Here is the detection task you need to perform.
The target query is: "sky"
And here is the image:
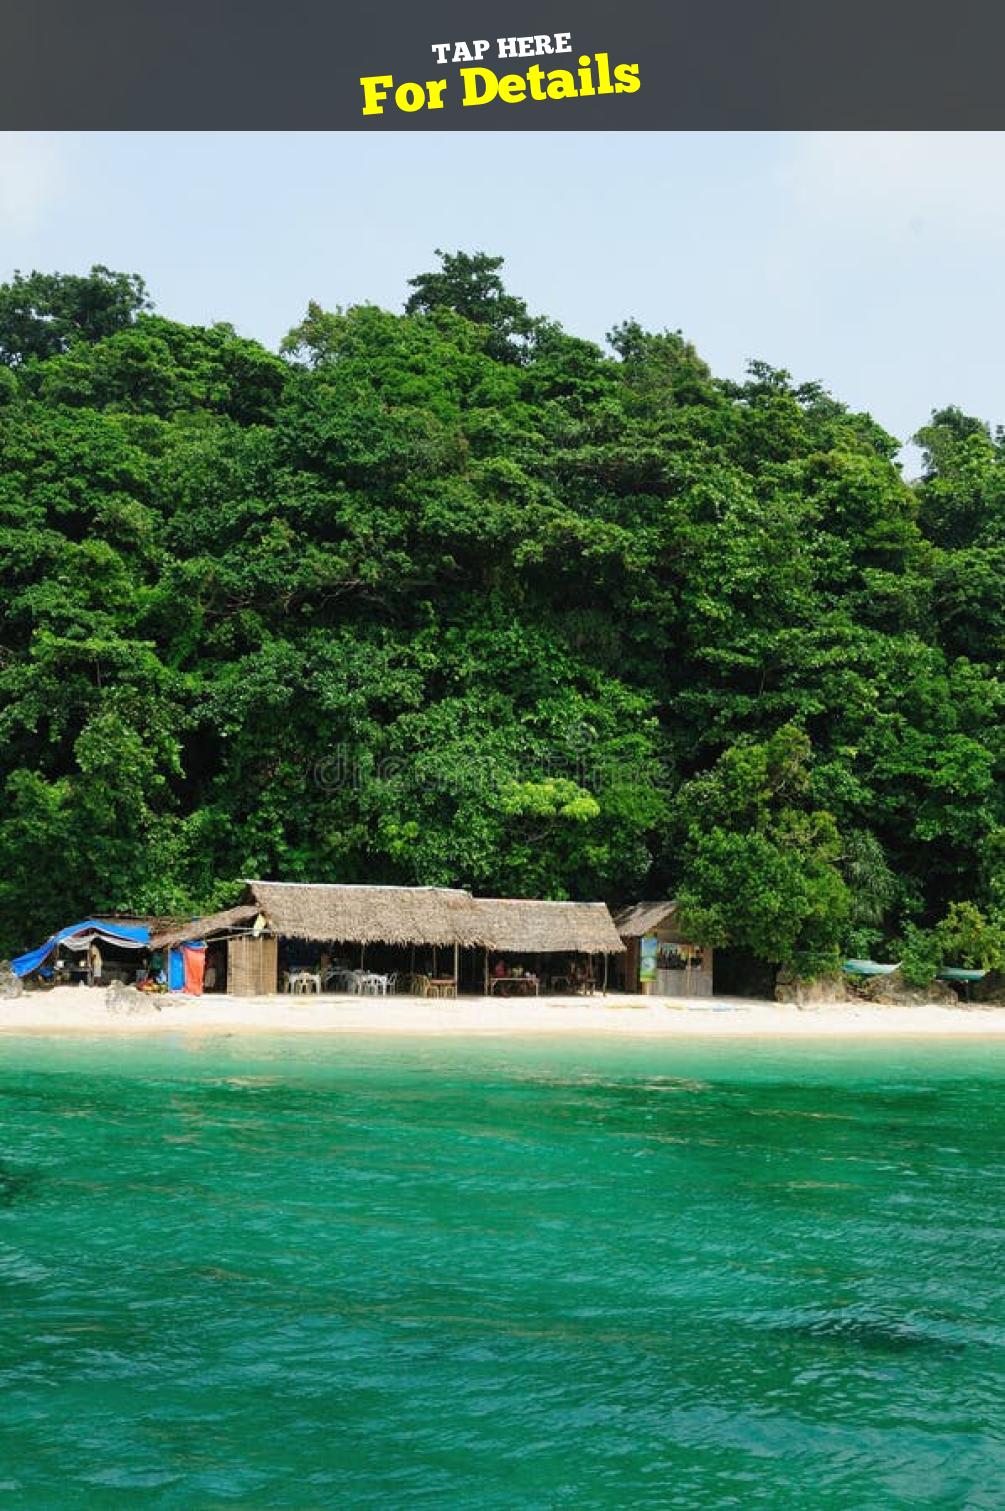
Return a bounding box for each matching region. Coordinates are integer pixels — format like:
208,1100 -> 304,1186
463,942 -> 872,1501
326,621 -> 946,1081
2,130 -> 1003,465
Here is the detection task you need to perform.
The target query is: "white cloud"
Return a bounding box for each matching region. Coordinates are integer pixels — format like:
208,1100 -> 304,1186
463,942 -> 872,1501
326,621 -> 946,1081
0,133 -> 66,234
782,131 -> 1005,242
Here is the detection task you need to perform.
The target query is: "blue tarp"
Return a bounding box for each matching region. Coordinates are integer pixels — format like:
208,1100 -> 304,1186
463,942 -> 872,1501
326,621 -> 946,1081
11,919 -> 150,978
167,948 -> 185,991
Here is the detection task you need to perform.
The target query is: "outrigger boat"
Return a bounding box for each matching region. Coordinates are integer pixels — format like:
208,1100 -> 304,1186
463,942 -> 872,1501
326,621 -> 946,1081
842,958 -> 901,977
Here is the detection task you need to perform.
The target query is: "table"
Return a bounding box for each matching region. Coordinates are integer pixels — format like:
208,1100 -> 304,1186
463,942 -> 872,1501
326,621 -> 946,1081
489,976 -> 539,996
547,974 -> 595,996
425,978 -> 457,999
323,968 -> 357,992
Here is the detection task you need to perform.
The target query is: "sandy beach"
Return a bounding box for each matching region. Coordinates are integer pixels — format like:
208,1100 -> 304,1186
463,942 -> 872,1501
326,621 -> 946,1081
2,985 -> 1005,1037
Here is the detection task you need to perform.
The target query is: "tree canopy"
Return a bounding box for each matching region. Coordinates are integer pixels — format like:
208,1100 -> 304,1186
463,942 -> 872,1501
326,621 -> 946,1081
0,251 -> 1001,978
0,265 -> 151,367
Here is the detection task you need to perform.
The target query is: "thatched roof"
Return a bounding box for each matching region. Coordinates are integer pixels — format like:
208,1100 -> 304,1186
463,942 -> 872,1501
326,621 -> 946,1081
473,898 -> 625,955
613,900 -> 678,938
235,880 -> 624,953
97,913 -> 181,934
241,880 -> 486,947
149,905 -> 261,950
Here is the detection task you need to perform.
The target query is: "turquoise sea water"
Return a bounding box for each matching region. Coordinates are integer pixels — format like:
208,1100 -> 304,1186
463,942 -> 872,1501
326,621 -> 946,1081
0,1034 -> 1002,1509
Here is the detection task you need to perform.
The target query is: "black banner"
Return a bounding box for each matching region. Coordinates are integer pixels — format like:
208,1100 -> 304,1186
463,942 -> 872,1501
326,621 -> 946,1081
1,0 -> 1003,128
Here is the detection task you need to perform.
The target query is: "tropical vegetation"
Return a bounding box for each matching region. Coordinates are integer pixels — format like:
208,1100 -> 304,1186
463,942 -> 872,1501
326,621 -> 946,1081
1,254 -> 1002,980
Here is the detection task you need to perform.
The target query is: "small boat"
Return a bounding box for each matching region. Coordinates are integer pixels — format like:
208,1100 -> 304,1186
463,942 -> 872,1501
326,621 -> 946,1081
842,959 -> 902,977
936,966 -> 988,983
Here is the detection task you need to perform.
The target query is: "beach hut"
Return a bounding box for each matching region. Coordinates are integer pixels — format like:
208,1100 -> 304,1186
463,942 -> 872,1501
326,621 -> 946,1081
469,897 -> 626,994
145,886 -> 474,996
231,881 -> 489,994
148,882 -> 625,997
613,901 -> 714,997
148,905 -> 265,994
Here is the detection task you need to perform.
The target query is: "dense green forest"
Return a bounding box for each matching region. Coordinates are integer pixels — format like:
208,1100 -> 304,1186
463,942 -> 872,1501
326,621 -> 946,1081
0,255 -> 1002,980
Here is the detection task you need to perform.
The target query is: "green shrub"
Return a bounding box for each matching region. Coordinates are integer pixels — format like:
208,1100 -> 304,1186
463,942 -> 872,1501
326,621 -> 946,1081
898,924 -> 940,987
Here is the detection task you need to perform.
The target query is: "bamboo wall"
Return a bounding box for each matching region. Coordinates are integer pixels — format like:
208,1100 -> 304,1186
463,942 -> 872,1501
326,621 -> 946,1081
227,934 -> 278,996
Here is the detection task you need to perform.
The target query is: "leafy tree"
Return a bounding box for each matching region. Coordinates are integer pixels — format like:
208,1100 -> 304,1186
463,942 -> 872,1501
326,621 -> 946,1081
0,266 -> 150,367
672,726 -> 851,977
934,901 -> 1005,971
405,249 -> 540,361
841,828 -> 898,956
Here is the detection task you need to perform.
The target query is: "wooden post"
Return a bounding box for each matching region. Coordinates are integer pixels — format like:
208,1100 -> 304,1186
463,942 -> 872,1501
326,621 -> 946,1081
602,951 -> 609,995
453,941 -> 459,993
483,949 -> 490,997
360,942 -> 365,968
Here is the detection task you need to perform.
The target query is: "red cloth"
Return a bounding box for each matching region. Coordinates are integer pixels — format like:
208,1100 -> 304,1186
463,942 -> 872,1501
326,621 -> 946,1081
182,945 -> 206,996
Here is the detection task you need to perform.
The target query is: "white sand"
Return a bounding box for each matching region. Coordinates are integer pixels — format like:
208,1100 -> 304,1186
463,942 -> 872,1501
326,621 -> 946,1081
1,985 -> 1004,1037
